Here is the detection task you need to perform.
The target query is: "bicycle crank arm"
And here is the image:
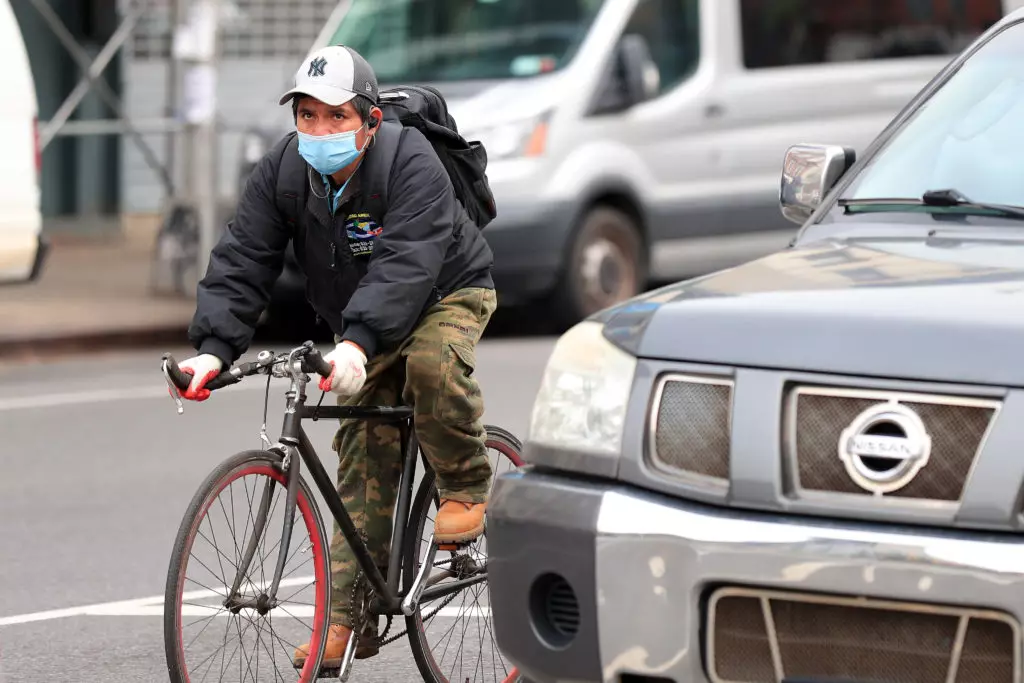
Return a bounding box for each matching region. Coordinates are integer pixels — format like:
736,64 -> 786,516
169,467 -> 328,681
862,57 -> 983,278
338,630 -> 360,682
401,533 -> 438,616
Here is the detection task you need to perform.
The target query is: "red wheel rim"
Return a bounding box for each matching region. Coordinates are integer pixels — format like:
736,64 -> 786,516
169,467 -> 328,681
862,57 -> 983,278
175,464 -> 329,683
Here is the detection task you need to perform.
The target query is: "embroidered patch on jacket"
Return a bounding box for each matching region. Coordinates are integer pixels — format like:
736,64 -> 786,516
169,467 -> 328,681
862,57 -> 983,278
345,213 -> 382,257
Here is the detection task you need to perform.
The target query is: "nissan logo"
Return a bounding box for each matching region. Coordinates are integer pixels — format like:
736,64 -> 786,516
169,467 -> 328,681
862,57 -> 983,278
838,402 -> 932,495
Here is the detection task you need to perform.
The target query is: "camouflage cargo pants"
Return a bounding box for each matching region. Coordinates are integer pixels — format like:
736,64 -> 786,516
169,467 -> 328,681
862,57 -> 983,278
329,287 -> 497,630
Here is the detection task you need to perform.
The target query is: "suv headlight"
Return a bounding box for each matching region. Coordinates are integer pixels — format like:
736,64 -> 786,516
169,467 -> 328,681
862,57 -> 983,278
529,321 -> 637,457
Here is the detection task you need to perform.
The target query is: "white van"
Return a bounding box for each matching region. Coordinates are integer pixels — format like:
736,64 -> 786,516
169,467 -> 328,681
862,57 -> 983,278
0,0 -> 44,285
246,0 -> 1019,325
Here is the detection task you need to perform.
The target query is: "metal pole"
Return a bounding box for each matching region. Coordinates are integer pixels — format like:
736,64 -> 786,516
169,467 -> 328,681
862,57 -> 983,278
166,0 -> 183,204
196,0 -> 221,279
176,0 -> 221,280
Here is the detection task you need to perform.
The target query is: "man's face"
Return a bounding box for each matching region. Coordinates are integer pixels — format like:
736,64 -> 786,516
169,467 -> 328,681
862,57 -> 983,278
295,96 -> 376,149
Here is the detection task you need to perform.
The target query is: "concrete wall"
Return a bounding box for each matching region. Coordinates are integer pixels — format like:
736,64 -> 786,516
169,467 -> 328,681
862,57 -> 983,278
121,57 -> 301,214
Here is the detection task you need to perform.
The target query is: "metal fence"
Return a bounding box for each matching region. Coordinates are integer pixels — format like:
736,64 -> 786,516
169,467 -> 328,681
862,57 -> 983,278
129,0 -> 337,60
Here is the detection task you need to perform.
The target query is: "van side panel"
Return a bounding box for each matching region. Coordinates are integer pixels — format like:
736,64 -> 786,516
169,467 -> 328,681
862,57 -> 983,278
0,0 -> 41,283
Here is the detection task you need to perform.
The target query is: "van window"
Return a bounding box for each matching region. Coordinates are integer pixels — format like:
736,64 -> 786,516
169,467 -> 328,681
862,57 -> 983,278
328,0 -> 606,82
739,0 -> 1004,69
622,0 -> 700,94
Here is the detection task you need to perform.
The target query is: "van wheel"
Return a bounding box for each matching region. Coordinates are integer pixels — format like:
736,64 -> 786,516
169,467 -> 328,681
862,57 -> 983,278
550,206 -> 645,326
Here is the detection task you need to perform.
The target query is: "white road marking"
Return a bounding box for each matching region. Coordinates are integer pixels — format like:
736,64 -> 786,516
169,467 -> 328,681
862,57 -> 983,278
0,381 -> 268,412
0,576 -> 489,626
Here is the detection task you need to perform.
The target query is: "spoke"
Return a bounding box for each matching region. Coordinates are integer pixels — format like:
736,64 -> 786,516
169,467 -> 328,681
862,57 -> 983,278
189,612 -> 252,683
450,586 -> 477,683
194,521 -> 257,589
213,612 -> 233,683
183,606 -> 227,650
277,556 -> 314,587
185,575 -> 230,599
228,479 -> 242,574
206,507 -> 230,596
453,582 -> 487,679
277,605 -> 314,633
268,610 -> 280,682
277,575 -> 315,605
269,622 -> 304,654
436,586 -> 472,670
234,611 -> 258,683
186,617 -> 231,683
254,509 -> 293,569
218,491 -> 243,573
473,589 -> 484,683
188,545 -> 238,595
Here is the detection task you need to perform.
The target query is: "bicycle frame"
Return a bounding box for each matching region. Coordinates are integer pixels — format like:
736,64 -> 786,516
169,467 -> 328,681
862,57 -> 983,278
219,347 -> 485,619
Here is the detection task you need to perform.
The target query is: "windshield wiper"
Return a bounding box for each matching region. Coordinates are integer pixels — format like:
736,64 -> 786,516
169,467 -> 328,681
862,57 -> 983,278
839,188 -> 1024,220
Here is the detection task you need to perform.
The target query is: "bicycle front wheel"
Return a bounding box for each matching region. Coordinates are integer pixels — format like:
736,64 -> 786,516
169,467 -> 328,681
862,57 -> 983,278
403,425 -> 525,683
164,450 -> 332,683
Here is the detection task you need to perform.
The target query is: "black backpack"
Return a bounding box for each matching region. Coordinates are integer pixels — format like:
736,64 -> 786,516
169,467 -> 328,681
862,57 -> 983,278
274,84 -> 497,232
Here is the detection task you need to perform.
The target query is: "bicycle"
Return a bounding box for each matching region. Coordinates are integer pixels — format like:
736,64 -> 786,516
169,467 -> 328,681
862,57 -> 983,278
159,340 -> 524,682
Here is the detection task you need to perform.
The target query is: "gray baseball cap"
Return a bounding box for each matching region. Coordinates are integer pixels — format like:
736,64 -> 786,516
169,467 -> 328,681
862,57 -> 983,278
279,45 -> 379,107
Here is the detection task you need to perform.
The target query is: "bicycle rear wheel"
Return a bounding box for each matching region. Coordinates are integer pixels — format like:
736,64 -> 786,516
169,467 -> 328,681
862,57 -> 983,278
164,450 -> 331,683
403,425 -> 525,683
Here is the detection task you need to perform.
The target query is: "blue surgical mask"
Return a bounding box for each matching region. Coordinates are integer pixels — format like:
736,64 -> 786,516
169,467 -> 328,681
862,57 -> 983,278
297,125 -> 368,175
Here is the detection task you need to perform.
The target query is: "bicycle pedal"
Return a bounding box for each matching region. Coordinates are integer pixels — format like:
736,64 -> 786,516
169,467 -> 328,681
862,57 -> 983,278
436,541 -> 468,551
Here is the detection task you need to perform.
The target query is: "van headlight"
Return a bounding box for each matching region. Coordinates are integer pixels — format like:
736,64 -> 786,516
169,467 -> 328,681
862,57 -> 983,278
465,112 -> 549,160
529,321 -> 637,457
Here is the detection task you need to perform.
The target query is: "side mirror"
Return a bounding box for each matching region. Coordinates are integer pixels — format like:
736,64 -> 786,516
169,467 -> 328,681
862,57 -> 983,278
780,144 -> 857,225
618,34 -> 660,104
589,34 -> 660,115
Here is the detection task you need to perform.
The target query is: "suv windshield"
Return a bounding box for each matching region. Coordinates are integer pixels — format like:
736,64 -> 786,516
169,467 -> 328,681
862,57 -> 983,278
328,0 -> 606,82
841,21 -> 1024,211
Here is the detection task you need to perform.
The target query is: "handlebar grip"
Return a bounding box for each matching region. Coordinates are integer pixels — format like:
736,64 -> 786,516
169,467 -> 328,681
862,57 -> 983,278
307,349 -> 334,378
163,353 -> 240,394
162,354 -> 192,392
205,371 -> 241,392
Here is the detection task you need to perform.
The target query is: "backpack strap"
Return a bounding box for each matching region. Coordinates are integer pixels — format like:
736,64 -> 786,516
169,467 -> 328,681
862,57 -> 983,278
360,120 -> 405,222
274,131 -> 306,231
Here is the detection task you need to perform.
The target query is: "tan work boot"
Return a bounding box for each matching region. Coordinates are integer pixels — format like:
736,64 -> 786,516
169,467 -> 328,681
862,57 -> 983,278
434,499 -> 486,546
292,623 -> 379,670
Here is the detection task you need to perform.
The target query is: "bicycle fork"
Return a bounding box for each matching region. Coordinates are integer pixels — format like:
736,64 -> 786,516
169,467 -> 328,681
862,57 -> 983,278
224,444 -> 300,613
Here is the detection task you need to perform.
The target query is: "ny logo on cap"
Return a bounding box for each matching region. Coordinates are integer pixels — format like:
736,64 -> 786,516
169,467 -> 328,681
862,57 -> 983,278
308,56 -> 327,78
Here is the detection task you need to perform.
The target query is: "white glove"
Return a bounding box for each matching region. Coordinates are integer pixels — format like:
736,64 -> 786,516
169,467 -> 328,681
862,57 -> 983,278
319,342 -> 367,397
177,353 -> 224,401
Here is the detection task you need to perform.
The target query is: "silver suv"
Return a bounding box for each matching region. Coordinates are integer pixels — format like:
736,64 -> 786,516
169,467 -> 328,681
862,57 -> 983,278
487,8 -> 1024,683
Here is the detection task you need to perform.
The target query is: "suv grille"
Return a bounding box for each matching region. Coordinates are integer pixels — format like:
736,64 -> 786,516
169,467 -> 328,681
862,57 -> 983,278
787,386 -> 998,502
708,587 -> 1019,683
650,375 -> 732,482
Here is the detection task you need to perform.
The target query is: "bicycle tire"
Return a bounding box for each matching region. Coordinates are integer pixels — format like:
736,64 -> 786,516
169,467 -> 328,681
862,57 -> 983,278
163,449 -> 332,683
402,425 -> 525,683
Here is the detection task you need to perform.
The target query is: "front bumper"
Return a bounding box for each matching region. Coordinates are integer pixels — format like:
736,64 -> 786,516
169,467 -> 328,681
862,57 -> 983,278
488,468 -> 1024,683
483,197 -> 578,306
29,235 -> 49,282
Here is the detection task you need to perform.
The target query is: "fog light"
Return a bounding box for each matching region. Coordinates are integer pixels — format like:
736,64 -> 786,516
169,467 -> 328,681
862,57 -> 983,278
529,572 -> 579,649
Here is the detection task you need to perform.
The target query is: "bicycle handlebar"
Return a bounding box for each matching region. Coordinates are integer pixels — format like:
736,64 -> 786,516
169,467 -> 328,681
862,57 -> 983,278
162,342 -> 334,395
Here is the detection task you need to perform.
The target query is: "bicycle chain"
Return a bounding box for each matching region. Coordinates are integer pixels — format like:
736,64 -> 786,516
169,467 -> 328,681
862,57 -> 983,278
355,549 -> 476,650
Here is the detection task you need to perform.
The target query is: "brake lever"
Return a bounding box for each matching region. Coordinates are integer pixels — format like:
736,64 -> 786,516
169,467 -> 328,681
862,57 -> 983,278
161,359 -> 185,415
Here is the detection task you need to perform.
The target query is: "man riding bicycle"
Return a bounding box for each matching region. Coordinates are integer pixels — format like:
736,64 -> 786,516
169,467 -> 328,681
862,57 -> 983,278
174,44 -> 497,666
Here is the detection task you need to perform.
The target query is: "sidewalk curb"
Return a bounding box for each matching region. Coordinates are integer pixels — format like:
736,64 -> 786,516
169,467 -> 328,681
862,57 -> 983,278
0,325 -> 190,362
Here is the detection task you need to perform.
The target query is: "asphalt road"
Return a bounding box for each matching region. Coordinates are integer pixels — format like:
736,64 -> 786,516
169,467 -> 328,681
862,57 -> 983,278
0,333 -> 556,682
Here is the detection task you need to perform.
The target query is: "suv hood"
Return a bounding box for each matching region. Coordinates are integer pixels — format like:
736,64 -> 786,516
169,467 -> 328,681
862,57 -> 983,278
599,237 -> 1024,388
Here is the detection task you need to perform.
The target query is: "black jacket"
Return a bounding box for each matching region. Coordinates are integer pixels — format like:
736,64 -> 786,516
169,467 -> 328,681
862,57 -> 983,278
188,122 -> 494,366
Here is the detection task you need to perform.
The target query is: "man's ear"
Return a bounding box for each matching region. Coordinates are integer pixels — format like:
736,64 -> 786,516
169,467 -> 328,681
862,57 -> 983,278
367,106 -> 384,132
